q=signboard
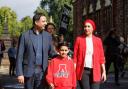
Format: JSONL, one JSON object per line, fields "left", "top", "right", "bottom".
{"left": 59, "top": 4, "right": 71, "bottom": 35}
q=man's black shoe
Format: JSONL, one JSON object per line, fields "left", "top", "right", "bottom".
{"left": 115, "top": 82, "right": 120, "bottom": 86}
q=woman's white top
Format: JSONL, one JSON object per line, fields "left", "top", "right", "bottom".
{"left": 84, "top": 37, "right": 93, "bottom": 68}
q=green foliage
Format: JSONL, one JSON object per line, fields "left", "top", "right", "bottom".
{"left": 41, "top": 0, "right": 72, "bottom": 24}
{"left": 20, "top": 16, "right": 32, "bottom": 33}
{"left": 34, "top": 6, "right": 49, "bottom": 20}
{"left": 12, "top": 16, "right": 32, "bottom": 37}
{"left": 0, "top": 6, "right": 33, "bottom": 37}
{"left": 0, "top": 6, "right": 17, "bottom": 37}
{"left": 9, "top": 21, "right": 22, "bottom": 37}
{"left": 40, "top": 0, "right": 73, "bottom": 42}
{"left": 0, "top": 2, "right": 74, "bottom": 41}
{"left": 0, "top": 26, "right": 3, "bottom": 36}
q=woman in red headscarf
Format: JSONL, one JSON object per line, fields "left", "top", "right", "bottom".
{"left": 73, "top": 19, "right": 106, "bottom": 89}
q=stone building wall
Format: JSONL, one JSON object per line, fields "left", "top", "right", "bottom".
{"left": 124, "top": 0, "right": 128, "bottom": 43}
{"left": 0, "top": 33, "right": 12, "bottom": 59}
{"left": 73, "top": 0, "right": 128, "bottom": 43}
{"left": 73, "top": 0, "right": 83, "bottom": 40}
{"left": 115, "top": 0, "right": 124, "bottom": 35}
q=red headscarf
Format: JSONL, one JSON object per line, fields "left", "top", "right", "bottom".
{"left": 84, "top": 19, "right": 96, "bottom": 30}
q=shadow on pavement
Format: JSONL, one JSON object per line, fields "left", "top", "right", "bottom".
{"left": 0, "top": 74, "right": 24, "bottom": 89}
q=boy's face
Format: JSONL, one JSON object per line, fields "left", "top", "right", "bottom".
{"left": 59, "top": 46, "right": 69, "bottom": 58}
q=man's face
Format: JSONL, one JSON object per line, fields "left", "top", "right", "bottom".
{"left": 84, "top": 22, "right": 93, "bottom": 36}
{"left": 35, "top": 16, "right": 47, "bottom": 30}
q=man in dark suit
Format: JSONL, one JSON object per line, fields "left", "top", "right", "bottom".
{"left": 16, "top": 13, "right": 56, "bottom": 89}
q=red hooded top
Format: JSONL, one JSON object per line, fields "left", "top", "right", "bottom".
{"left": 46, "top": 56, "right": 76, "bottom": 88}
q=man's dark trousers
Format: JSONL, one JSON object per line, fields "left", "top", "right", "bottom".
{"left": 24, "top": 66, "right": 48, "bottom": 89}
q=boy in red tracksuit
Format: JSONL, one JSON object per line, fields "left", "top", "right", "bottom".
{"left": 46, "top": 42, "right": 76, "bottom": 89}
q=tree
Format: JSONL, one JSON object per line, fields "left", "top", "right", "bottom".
{"left": 34, "top": 6, "right": 49, "bottom": 20}
{"left": 20, "top": 16, "right": 32, "bottom": 33}
{"left": 41, "top": 0, "right": 72, "bottom": 24}
{"left": 0, "top": 6, "right": 17, "bottom": 37}
{"left": 40, "top": 0, "right": 73, "bottom": 42}
{"left": 10, "top": 16, "right": 32, "bottom": 37}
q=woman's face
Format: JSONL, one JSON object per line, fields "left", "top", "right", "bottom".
{"left": 84, "top": 22, "right": 93, "bottom": 36}
{"left": 47, "top": 25, "right": 55, "bottom": 35}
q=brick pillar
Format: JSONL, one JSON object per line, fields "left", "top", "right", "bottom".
{"left": 100, "top": 0, "right": 105, "bottom": 37}
{"left": 112, "top": 0, "right": 124, "bottom": 35}
{"left": 124, "top": 0, "right": 128, "bottom": 43}
{"left": 73, "top": 0, "right": 84, "bottom": 40}
{"left": 112, "top": 0, "right": 117, "bottom": 28}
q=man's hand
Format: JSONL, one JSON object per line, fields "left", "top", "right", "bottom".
{"left": 17, "top": 75, "right": 24, "bottom": 84}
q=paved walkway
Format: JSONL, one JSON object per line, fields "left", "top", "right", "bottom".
{"left": 0, "top": 58, "right": 23, "bottom": 89}
{"left": 100, "top": 72, "right": 128, "bottom": 89}
{"left": 0, "top": 59, "right": 128, "bottom": 89}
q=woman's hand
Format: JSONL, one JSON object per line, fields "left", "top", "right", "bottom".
{"left": 101, "top": 71, "right": 106, "bottom": 82}
{"left": 50, "top": 83, "right": 54, "bottom": 89}
{"left": 101, "top": 64, "right": 107, "bottom": 82}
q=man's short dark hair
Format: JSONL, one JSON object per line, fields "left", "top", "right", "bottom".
{"left": 33, "top": 13, "right": 45, "bottom": 25}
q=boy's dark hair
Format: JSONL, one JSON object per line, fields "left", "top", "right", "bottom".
{"left": 33, "top": 13, "right": 45, "bottom": 25}
{"left": 57, "top": 42, "right": 69, "bottom": 49}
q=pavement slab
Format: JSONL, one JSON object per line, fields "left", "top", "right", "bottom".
{"left": 0, "top": 59, "right": 128, "bottom": 89}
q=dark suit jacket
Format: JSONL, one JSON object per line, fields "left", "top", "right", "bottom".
{"left": 16, "top": 29, "right": 56, "bottom": 77}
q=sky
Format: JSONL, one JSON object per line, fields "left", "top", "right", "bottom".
{"left": 0, "top": 0, "right": 41, "bottom": 20}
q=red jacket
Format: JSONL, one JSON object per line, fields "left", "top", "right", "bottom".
{"left": 46, "top": 56, "right": 76, "bottom": 88}
{"left": 73, "top": 35, "right": 105, "bottom": 82}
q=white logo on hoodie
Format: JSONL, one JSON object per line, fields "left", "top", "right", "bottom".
{"left": 54, "top": 64, "right": 69, "bottom": 78}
